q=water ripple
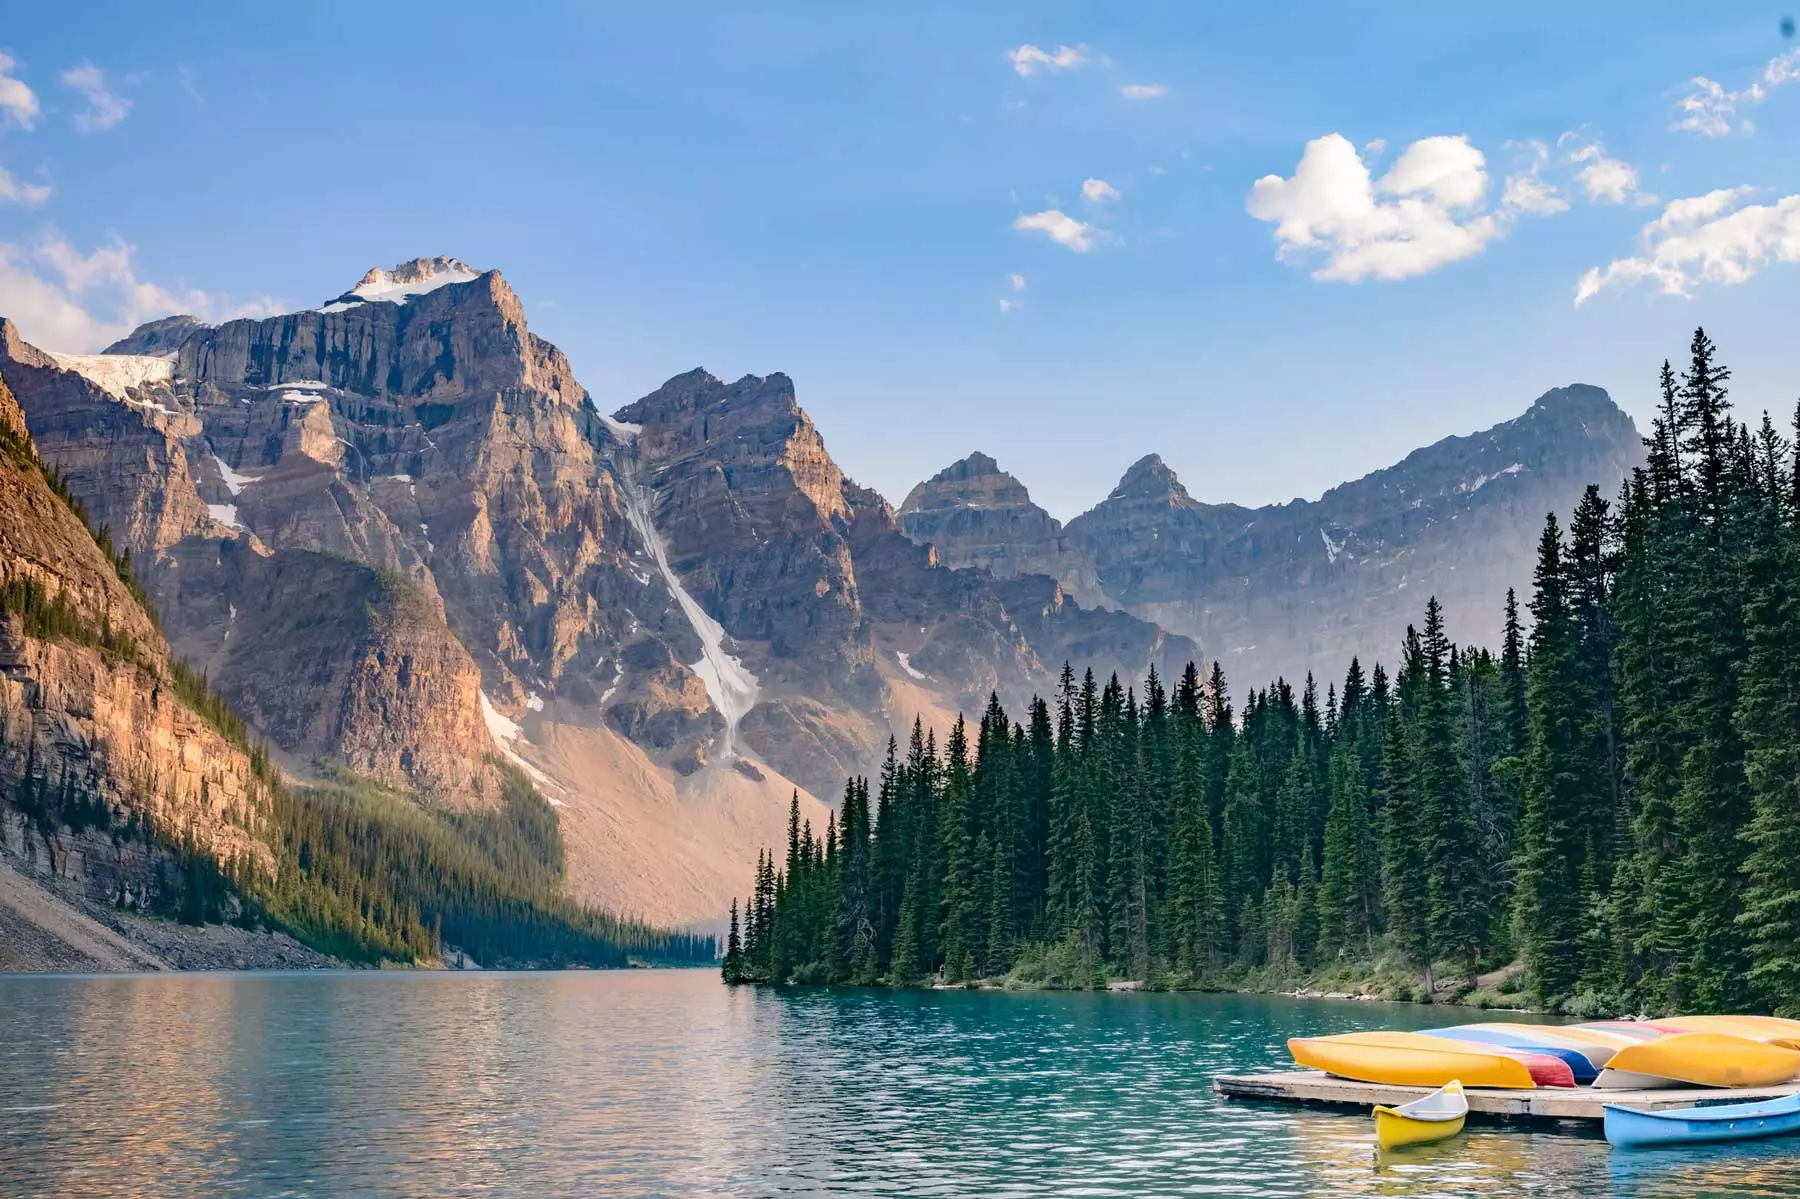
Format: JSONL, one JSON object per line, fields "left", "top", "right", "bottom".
{"left": 2, "top": 973, "right": 1799, "bottom": 1196}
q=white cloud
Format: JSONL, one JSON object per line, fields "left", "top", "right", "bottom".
{"left": 1247, "top": 133, "right": 1564, "bottom": 282}
{"left": 1120, "top": 83, "right": 1166, "bottom": 100}
{"left": 1013, "top": 209, "right": 1099, "bottom": 252}
{"left": 61, "top": 63, "right": 130, "bottom": 133}
{"left": 1081, "top": 177, "right": 1121, "bottom": 202}
{"left": 0, "top": 53, "right": 39, "bottom": 131}
{"left": 1575, "top": 186, "right": 1800, "bottom": 305}
{"left": 0, "top": 167, "right": 50, "bottom": 207}
{"left": 1009, "top": 44, "right": 1088, "bottom": 77}
{"left": 0, "top": 234, "right": 280, "bottom": 351}
{"left": 1563, "top": 136, "right": 1649, "bottom": 205}
{"left": 1673, "top": 48, "right": 1800, "bottom": 137}
{"left": 1009, "top": 273, "right": 1026, "bottom": 290}
{"left": 1500, "top": 139, "right": 1567, "bottom": 216}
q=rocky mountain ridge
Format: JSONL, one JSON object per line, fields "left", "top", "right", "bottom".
{"left": 1, "top": 258, "right": 1197, "bottom": 924}
{"left": 898, "top": 384, "right": 1644, "bottom": 690}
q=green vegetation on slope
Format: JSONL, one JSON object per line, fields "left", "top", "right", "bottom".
{"left": 727, "top": 328, "right": 1800, "bottom": 1017}
{"left": 253, "top": 765, "right": 714, "bottom": 967}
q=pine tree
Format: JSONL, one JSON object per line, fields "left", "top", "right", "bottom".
{"left": 1416, "top": 598, "right": 1482, "bottom": 983}
{"left": 1736, "top": 416, "right": 1800, "bottom": 1013}
{"left": 1515, "top": 514, "right": 1585, "bottom": 1004}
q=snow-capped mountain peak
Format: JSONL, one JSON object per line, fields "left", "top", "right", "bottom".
{"left": 320, "top": 256, "right": 482, "bottom": 312}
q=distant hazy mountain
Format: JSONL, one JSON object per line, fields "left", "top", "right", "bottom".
{"left": 899, "top": 385, "right": 1643, "bottom": 692}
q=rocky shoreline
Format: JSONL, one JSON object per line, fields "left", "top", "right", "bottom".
{"left": 0, "top": 840, "right": 338, "bottom": 973}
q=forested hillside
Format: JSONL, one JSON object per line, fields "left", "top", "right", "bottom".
{"left": 727, "top": 329, "right": 1800, "bottom": 1016}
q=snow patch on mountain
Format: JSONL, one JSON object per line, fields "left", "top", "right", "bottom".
{"left": 320, "top": 257, "right": 482, "bottom": 312}
{"left": 478, "top": 690, "right": 563, "bottom": 802}
{"left": 46, "top": 352, "right": 174, "bottom": 402}
{"left": 214, "top": 456, "right": 263, "bottom": 496}
{"left": 1461, "top": 463, "right": 1524, "bottom": 493}
{"left": 611, "top": 439, "right": 760, "bottom": 757}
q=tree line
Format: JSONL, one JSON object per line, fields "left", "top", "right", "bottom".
{"left": 725, "top": 329, "right": 1800, "bottom": 1016}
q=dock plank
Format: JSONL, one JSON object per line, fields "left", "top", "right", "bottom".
{"left": 1212, "top": 1071, "right": 1800, "bottom": 1123}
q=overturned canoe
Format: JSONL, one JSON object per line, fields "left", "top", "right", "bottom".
{"left": 1417, "top": 1027, "right": 1603, "bottom": 1084}
{"left": 1288, "top": 1031, "right": 1574, "bottom": 1089}
{"left": 1590, "top": 1032, "right": 1800, "bottom": 1090}
{"left": 1374, "top": 1079, "right": 1468, "bottom": 1149}
{"left": 1650, "top": 1015, "right": 1800, "bottom": 1049}
{"left": 1604, "top": 1093, "right": 1800, "bottom": 1148}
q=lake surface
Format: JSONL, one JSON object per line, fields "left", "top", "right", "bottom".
{"left": 4, "top": 971, "right": 1800, "bottom": 1197}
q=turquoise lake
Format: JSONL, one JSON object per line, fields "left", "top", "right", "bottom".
{"left": 4, "top": 970, "right": 1800, "bottom": 1197}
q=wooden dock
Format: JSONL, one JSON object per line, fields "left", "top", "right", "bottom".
{"left": 1213, "top": 1070, "right": 1800, "bottom": 1124}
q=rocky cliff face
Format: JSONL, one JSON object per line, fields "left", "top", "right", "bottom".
{"left": 0, "top": 372, "right": 274, "bottom": 913}
{"left": 903, "top": 385, "right": 1644, "bottom": 691}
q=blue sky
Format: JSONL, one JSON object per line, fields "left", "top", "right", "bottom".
{"left": 1, "top": 2, "right": 1796, "bottom": 517}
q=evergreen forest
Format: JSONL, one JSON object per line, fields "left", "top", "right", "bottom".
{"left": 724, "top": 329, "right": 1800, "bottom": 1016}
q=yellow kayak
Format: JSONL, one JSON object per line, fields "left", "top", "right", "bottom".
{"left": 1374, "top": 1079, "right": 1467, "bottom": 1149}
{"left": 1598, "top": 1032, "right": 1800, "bottom": 1089}
{"left": 1289, "top": 1031, "right": 1541, "bottom": 1089}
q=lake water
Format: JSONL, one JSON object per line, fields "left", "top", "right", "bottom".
{"left": 3, "top": 971, "right": 1799, "bottom": 1197}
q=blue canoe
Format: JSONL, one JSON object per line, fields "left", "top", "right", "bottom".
{"left": 1416, "top": 1027, "right": 1602, "bottom": 1085}
{"left": 1604, "top": 1093, "right": 1800, "bottom": 1148}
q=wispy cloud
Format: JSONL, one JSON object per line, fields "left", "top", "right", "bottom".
{"left": 1120, "top": 83, "right": 1166, "bottom": 100}
{"left": 1081, "top": 178, "right": 1121, "bottom": 203}
{"left": 1673, "top": 47, "right": 1800, "bottom": 137}
{"left": 0, "top": 234, "right": 280, "bottom": 351}
{"left": 1013, "top": 209, "right": 1099, "bottom": 252}
{"left": 1248, "top": 133, "right": 1561, "bottom": 283}
{"left": 1500, "top": 139, "right": 1567, "bottom": 216}
{"left": 0, "top": 53, "right": 40, "bottom": 131}
{"left": 0, "top": 167, "right": 50, "bottom": 207}
{"left": 1575, "top": 187, "right": 1800, "bottom": 304}
{"left": 61, "top": 63, "right": 131, "bottom": 133}
{"left": 1009, "top": 44, "right": 1088, "bottom": 77}
{"left": 1561, "top": 134, "right": 1651, "bottom": 205}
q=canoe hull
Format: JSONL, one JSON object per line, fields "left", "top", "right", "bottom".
{"left": 1288, "top": 1032, "right": 1551, "bottom": 1089}
{"left": 1604, "top": 1095, "right": 1800, "bottom": 1148}
{"left": 1375, "top": 1107, "right": 1466, "bottom": 1149}
{"left": 1604, "top": 1032, "right": 1800, "bottom": 1089}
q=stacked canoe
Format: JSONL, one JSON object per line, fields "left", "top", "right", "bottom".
{"left": 1288, "top": 1015, "right": 1800, "bottom": 1090}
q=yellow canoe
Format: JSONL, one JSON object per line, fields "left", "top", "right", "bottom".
{"left": 1374, "top": 1079, "right": 1467, "bottom": 1149}
{"left": 1651, "top": 1015, "right": 1800, "bottom": 1049}
{"left": 1601, "top": 1032, "right": 1800, "bottom": 1089}
{"left": 1289, "top": 1031, "right": 1539, "bottom": 1089}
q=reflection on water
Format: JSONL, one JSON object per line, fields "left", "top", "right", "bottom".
{"left": 3, "top": 972, "right": 1800, "bottom": 1197}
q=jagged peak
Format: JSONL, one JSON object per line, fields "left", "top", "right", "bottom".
{"left": 320, "top": 256, "right": 485, "bottom": 312}
{"left": 929, "top": 451, "right": 1005, "bottom": 484}
{"left": 1109, "top": 453, "right": 1191, "bottom": 503}
{"left": 1524, "top": 383, "right": 1629, "bottom": 424}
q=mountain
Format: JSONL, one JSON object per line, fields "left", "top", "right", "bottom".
{"left": 899, "top": 386, "right": 1643, "bottom": 691}
{"left": 0, "top": 258, "right": 1194, "bottom": 926}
